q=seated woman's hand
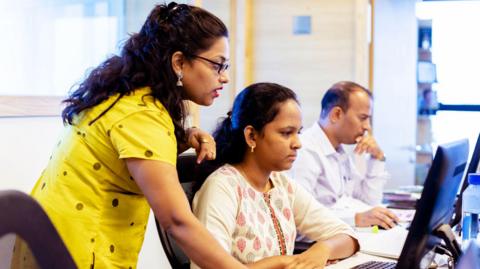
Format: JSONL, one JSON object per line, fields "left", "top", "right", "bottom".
{"left": 283, "top": 240, "right": 333, "bottom": 269}
{"left": 283, "top": 253, "right": 328, "bottom": 269}
{"left": 186, "top": 127, "right": 216, "bottom": 163}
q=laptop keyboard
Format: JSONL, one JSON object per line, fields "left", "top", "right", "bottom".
{"left": 350, "top": 261, "right": 396, "bottom": 269}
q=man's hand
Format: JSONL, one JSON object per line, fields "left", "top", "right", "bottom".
{"left": 186, "top": 127, "right": 216, "bottom": 163}
{"left": 355, "top": 207, "right": 399, "bottom": 229}
{"left": 354, "top": 134, "right": 385, "bottom": 161}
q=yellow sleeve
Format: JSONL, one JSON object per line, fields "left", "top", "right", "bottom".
{"left": 109, "top": 110, "right": 177, "bottom": 166}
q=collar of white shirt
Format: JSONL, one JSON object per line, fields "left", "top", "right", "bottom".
{"left": 311, "top": 123, "right": 348, "bottom": 161}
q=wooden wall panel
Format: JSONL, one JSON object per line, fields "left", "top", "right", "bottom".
{"left": 252, "top": 0, "right": 369, "bottom": 126}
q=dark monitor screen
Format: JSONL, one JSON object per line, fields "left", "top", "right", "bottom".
{"left": 451, "top": 133, "right": 480, "bottom": 228}
{"left": 396, "top": 139, "right": 469, "bottom": 269}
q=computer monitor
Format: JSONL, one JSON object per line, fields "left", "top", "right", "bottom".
{"left": 396, "top": 139, "right": 469, "bottom": 269}
{"left": 451, "top": 133, "right": 480, "bottom": 228}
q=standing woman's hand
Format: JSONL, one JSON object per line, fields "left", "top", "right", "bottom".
{"left": 187, "top": 127, "right": 216, "bottom": 163}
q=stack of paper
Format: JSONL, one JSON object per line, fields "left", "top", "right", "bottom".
{"left": 356, "top": 226, "right": 409, "bottom": 259}
{"left": 383, "top": 191, "right": 418, "bottom": 209}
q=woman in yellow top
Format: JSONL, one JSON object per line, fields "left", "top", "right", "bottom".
{"left": 13, "top": 2, "right": 246, "bottom": 269}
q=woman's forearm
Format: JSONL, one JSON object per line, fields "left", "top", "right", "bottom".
{"left": 127, "top": 159, "right": 245, "bottom": 269}
{"left": 244, "top": 255, "right": 290, "bottom": 269}
{"left": 168, "top": 215, "right": 246, "bottom": 269}
{"left": 311, "top": 234, "right": 359, "bottom": 260}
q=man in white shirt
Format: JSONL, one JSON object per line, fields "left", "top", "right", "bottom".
{"left": 289, "top": 81, "right": 399, "bottom": 229}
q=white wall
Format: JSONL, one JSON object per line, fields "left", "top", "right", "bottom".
{"left": 372, "top": 0, "right": 417, "bottom": 187}
{"left": 0, "top": 117, "right": 63, "bottom": 192}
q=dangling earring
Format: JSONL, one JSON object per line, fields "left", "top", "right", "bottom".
{"left": 250, "top": 145, "right": 255, "bottom": 153}
{"left": 176, "top": 72, "right": 183, "bottom": 87}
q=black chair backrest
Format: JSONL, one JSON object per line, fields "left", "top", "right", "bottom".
{"left": 155, "top": 153, "right": 219, "bottom": 269}
{"left": 0, "top": 190, "right": 76, "bottom": 269}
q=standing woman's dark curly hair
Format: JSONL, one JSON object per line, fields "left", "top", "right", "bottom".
{"left": 62, "top": 2, "right": 228, "bottom": 143}
{"left": 213, "top": 82, "right": 299, "bottom": 165}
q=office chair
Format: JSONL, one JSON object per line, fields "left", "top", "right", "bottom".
{"left": 0, "top": 190, "right": 76, "bottom": 269}
{"left": 155, "top": 153, "right": 218, "bottom": 269}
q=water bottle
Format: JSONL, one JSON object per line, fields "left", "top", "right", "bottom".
{"left": 462, "top": 173, "right": 480, "bottom": 243}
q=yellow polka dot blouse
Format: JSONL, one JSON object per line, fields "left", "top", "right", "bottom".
{"left": 30, "top": 87, "right": 177, "bottom": 268}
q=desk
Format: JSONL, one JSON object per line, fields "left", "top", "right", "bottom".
{"left": 327, "top": 252, "right": 451, "bottom": 268}
{"left": 327, "top": 252, "right": 395, "bottom": 268}
{"left": 325, "top": 227, "right": 405, "bottom": 268}
{"left": 326, "top": 227, "right": 455, "bottom": 269}
{"left": 354, "top": 226, "right": 408, "bottom": 259}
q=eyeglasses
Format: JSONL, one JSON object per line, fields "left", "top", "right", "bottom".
{"left": 191, "top": 55, "right": 229, "bottom": 74}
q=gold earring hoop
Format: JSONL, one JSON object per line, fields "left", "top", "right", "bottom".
{"left": 250, "top": 145, "right": 255, "bottom": 153}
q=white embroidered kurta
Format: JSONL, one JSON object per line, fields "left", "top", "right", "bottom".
{"left": 191, "top": 164, "right": 356, "bottom": 268}
{"left": 288, "top": 123, "right": 390, "bottom": 226}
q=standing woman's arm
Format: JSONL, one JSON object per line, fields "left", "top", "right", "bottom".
{"left": 126, "top": 159, "right": 246, "bottom": 269}
{"left": 178, "top": 127, "right": 216, "bottom": 163}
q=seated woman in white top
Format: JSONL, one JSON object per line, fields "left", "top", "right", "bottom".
{"left": 192, "top": 82, "right": 359, "bottom": 269}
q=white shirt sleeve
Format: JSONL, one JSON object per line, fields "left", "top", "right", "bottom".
{"left": 329, "top": 205, "right": 357, "bottom": 227}
{"left": 351, "top": 157, "right": 389, "bottom": 206}
{"left": 292, "top": 181, "right": 357, "bottom": 242}
{"left": 289, "top": 123, "right": 390, "bottom": 228}
{"left": 289, "top": 146, "right": 340, "bottom": 207}
{"left": 330, "top": 196, "right": 373, "bottom": 226}
{"left": 190, "top": 173, "right": 238, "bottom": 269}
{"left": 289, "top": 146, "right": 323, "bottom": 197}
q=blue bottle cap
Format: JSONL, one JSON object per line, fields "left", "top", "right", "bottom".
{"left": 468, "top": 173, "right": 480, "bottom": 185}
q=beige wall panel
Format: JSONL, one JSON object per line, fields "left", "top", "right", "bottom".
{"left": 253, "top": 0, "right": 367, "bottom": 126}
